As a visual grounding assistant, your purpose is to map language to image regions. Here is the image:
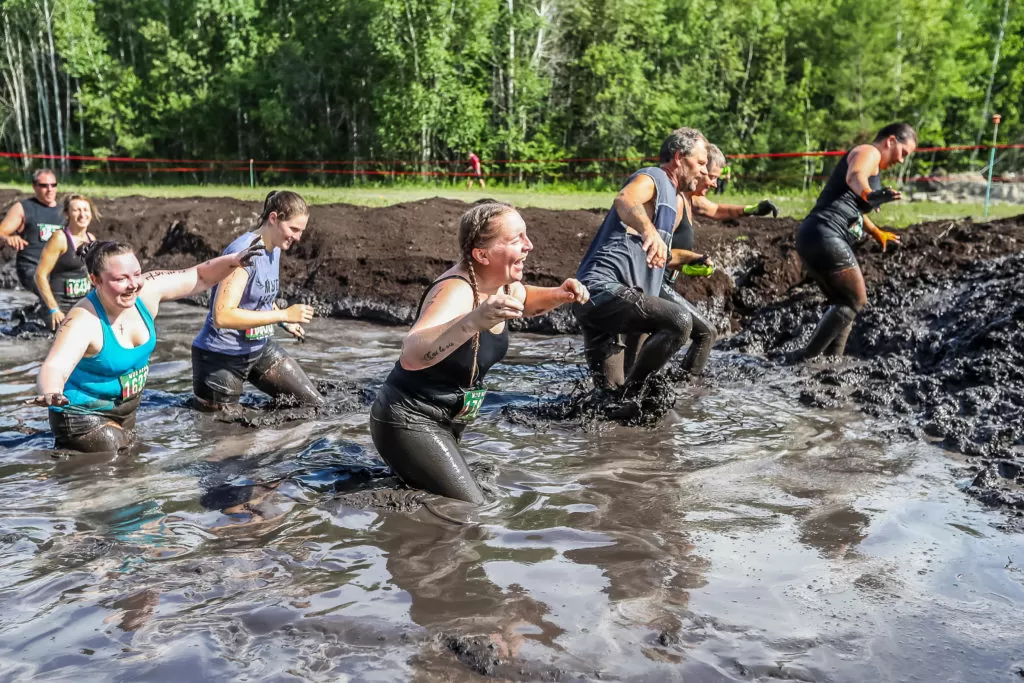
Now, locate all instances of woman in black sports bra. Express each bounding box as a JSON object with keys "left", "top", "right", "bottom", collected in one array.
[
  {"left": 795, "top": 122, "right": 916, "bottom": 358},
  {"left": 370, "top": 203, "right": 590, "bottom": 503}
]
